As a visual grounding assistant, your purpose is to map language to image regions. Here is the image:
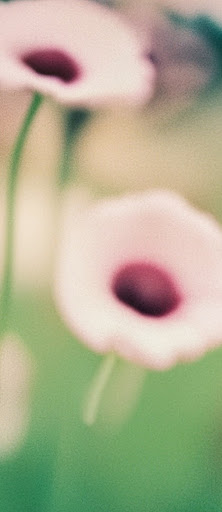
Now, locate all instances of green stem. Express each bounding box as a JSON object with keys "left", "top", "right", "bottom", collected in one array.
[
  {"left": 58, "top": 109, "right": 90, "bottom": 188},
  {"left": 83, "top": 353, "right": 116, "bottom": 426},
  {"left": 0, "top": 93, "right": 43, "bottom": 336}
]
